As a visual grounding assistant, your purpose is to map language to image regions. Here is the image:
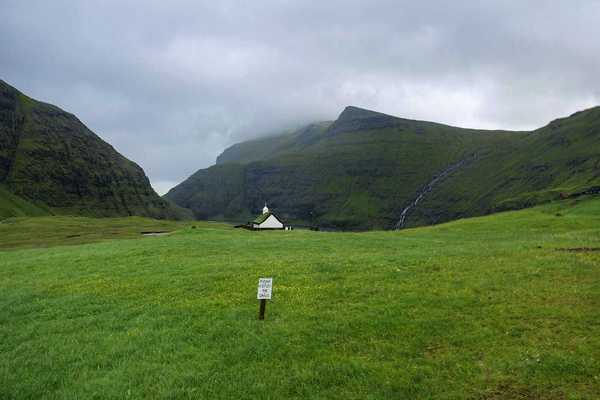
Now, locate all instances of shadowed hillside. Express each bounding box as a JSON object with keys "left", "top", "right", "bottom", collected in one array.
[{"left": 0, "top": 80, "right": 187, "bottom": 220}]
